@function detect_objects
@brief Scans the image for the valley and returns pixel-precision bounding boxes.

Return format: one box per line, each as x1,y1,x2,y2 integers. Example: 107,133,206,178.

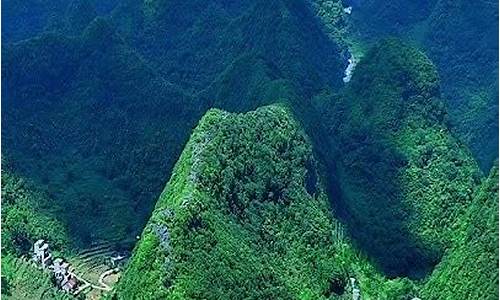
1,0,498,299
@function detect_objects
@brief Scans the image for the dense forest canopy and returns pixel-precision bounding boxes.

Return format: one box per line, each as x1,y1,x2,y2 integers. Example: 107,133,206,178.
344,0,499,171
1,0,498,299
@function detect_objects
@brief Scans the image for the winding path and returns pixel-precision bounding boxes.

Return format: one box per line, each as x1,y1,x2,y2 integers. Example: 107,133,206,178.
70,268,117,295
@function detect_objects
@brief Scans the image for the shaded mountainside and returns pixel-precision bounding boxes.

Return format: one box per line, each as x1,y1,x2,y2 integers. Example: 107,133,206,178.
309,40,481,278
422,0,499,172
2,19,201,245
347,0,438,39
334,0,498,171
2,0,68,42
2,164,70,256
2,0,345,247
110,0,345,94
1,0,119,43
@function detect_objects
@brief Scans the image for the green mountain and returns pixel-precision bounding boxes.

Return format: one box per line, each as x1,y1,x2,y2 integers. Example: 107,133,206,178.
1,0,497,299
422,0,498,172
2,162,70,257
114,105,347,299
333,0,498,171
308,39,481,278
113,105,432,300
2,0,119,42
110,0,345,94
2,0,345,247
2,0,68,42
2,19,201,245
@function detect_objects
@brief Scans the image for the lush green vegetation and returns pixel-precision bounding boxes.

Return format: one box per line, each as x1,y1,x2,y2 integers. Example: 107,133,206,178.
422,0,499,172
2,0,119,42
309,39,482,278
1,255,76,300
1,164,74,299
330,0,498,171
114,105,438,299
2,0,497,299
311,0,350,47
3,18,201,245
110,0,345,94
2,163,70,256
421,164,499,299
114,106,346,299
2,0,345,247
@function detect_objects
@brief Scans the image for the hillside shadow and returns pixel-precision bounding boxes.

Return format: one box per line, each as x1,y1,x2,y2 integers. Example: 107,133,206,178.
303,110,441,278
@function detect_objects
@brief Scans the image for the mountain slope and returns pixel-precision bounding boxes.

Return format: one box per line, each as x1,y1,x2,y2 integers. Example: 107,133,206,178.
1,0,119,43
2,1,497,299
332,0,498,171
2,19,200,245
115,105,348,299
422,0,499,171
2,0,346,247
114,104,470,300
422,164,499,299
111,0,345,94
311,39,481,278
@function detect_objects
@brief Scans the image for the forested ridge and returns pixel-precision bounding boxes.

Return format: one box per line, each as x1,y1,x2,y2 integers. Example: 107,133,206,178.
1,0,498,299
324,0,499,171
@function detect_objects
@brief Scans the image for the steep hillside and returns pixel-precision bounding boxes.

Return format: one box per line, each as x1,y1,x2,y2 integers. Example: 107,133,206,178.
2,163,70,256
312,39,481,278
2,0,345,247
1,0,119,43
422,164,499,299
2,19,200,245
114,105,434,299
114,105,346,298
347,0,438,40
2,0,67,42
422,0,499,171
111,0,345,94
2,1,497,299
326,0,498,170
